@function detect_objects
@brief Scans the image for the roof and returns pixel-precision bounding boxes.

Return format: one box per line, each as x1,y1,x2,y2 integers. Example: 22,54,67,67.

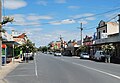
13,38,26,45
17,33,26,38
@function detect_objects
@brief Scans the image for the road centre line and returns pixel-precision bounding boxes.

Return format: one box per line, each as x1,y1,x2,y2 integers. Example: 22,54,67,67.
60,58,120,80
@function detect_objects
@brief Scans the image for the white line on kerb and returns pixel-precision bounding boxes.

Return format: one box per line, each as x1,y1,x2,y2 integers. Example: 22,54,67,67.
60,59,120,80
34,55,38,78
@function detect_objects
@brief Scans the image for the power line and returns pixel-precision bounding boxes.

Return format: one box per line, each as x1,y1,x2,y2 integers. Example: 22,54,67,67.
106,15,118,22
84,14,118,31
73,7,120,21
84,26,97,30
4,7,120,27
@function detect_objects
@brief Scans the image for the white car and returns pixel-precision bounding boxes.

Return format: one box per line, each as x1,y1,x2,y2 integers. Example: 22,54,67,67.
80,53,89,59
94,51,105,61
24,52,34,60
54,52,62,56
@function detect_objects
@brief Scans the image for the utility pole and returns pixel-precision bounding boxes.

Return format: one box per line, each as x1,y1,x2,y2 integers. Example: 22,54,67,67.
78,23,83,45
118,14,120,37
60,35,63,48
0,0,2,68
60,35,64,53
80,23,83,45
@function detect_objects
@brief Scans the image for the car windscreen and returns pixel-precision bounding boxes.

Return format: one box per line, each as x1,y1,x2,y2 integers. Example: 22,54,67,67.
100,52,103,55
82,53,88,55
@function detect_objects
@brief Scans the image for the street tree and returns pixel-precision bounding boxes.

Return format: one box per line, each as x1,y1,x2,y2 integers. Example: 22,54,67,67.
41,46,48,53
101,43,115,63
75,45,88,55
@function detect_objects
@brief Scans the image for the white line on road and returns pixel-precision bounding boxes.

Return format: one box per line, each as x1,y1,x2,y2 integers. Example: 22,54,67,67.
34,55,38,78
72,62,120,80
6,74,35,78
60,58,120,80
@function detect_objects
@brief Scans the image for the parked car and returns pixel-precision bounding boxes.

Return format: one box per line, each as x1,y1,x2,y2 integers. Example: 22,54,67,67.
94,51,105,61
23,52,34,60
49,51,53,54
54,52,62,56
80,52,90,59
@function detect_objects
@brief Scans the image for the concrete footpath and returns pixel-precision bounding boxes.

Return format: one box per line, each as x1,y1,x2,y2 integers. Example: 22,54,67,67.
0,59,21,83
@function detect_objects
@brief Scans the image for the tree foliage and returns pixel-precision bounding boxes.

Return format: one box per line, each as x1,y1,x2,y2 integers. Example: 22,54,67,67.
18,39,36,53
76,45,88,55
79,45,88,52
101,44,115,55
41,46,48,53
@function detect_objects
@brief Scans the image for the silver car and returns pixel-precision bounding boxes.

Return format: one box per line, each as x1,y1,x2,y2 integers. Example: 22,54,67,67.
80,53,90,59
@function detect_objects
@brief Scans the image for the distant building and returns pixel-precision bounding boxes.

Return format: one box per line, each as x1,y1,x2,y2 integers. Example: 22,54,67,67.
66,40,79,56
49,41,61,50
83,35,93,46
12,30,27,45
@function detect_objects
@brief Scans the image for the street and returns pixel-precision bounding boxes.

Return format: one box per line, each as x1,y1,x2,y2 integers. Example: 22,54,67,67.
5,52,120,83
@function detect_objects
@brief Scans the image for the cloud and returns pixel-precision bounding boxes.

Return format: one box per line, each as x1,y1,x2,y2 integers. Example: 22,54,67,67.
4,26,15,31
10,14,53,26
70,13,96,25
55,0,66,3
23,28,43,35
71,13,95,20
37,1,48,6
11,14,26,22
86,17,95,20
33,30,82,47
45,34,52,37
50,19,75,25
27,14,53,21
68,6,80,9
4,0,27,10
7,26,93,47
61,19,75,24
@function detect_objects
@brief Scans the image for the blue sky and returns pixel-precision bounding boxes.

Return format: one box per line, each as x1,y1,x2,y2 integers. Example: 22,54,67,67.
2,0,120,47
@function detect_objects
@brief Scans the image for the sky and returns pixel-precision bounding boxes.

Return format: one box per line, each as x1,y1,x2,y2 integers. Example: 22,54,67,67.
2,0,120,47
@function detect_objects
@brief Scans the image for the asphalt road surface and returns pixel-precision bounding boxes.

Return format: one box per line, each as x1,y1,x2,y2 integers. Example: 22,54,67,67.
5,52,120,83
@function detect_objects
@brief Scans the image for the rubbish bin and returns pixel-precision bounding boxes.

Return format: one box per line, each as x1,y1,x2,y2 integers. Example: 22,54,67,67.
2,57,6,65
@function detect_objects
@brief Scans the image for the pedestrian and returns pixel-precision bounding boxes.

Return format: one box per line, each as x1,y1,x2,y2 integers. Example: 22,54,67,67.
105,54,110,63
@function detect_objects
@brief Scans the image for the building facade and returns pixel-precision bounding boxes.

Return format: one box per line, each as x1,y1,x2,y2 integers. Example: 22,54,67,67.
92,15,120,63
